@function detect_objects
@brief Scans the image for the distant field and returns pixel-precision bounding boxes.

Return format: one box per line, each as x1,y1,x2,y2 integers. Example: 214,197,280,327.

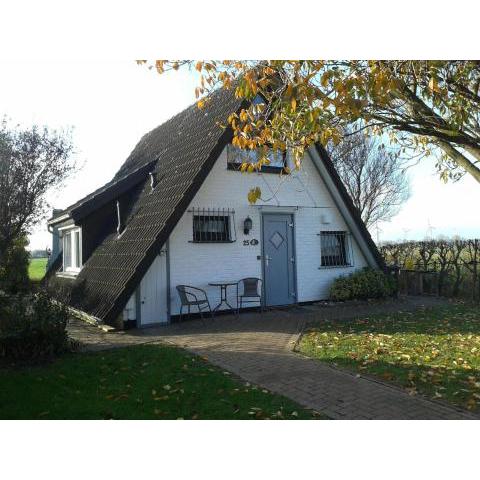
28,257,48,281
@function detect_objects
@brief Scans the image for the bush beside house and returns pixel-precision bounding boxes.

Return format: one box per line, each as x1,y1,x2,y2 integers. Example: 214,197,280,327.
330,267,396,301
0,236,30,294
0,291,71,361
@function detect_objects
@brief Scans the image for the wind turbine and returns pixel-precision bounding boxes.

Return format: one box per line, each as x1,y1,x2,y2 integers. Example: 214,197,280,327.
426,219,436,240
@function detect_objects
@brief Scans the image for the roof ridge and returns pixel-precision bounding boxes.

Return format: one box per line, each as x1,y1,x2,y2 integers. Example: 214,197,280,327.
115,86,232,178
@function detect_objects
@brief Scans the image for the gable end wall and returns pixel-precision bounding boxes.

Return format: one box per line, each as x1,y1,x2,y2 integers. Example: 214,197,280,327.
126,146,373,323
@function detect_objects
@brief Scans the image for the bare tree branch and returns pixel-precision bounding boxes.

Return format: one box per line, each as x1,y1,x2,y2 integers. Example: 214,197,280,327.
0,119,75,269
328,128,410,228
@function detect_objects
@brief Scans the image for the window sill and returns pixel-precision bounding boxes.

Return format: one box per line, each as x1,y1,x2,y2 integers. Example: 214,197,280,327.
188,240,236,244
56,271,80,279
227,163,289,175
318,264,353,269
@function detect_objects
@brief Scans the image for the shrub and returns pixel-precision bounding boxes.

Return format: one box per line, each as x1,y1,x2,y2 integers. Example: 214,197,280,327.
330,267,396,302
44,275,74,304
0,236,30,294
0,290,70,361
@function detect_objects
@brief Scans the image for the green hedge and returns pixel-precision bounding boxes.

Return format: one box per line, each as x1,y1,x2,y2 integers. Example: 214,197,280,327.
0,291,70,361
330,267,396,301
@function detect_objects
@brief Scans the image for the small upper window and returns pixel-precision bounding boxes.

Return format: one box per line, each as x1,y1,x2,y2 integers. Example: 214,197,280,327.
227,144,286,170
61,227,82,273
227,95,287,172
320,231,352,267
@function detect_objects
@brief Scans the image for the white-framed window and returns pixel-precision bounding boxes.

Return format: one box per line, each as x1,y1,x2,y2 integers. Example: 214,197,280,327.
319,231,352,268
60,226,82,273
226,93,287,171
227,144,286,170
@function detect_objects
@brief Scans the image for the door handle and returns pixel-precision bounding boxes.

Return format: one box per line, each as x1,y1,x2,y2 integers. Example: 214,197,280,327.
265,254,271,267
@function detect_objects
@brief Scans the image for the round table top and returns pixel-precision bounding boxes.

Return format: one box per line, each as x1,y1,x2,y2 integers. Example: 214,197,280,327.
208,281,238,287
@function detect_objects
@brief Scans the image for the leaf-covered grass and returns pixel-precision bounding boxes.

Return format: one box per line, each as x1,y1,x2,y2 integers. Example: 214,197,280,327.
28,257,47,281
298,304,480,412
0,344,324,419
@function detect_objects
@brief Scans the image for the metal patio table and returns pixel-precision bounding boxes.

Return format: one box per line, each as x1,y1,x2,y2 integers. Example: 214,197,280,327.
208,281,238,314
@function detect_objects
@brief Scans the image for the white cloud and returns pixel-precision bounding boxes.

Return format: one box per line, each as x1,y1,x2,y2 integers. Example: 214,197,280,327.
377,157,480,242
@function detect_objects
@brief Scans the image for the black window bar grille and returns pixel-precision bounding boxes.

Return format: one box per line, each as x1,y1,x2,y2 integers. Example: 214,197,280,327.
189,207,236,243
318,231,353,267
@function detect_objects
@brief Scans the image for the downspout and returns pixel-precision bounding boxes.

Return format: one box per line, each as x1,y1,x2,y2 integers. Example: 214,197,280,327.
166,238,171,323
47,209,62,270
135,288,141,328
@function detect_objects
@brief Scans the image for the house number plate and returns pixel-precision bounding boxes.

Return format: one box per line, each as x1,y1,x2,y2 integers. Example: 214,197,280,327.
243,239,259,246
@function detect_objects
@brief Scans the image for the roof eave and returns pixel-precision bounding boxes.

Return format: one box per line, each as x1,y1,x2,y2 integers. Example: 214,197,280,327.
47,212,72,226
47,160,156,227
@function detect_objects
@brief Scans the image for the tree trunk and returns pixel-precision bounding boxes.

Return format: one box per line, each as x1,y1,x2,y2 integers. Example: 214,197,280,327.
464,145,480,165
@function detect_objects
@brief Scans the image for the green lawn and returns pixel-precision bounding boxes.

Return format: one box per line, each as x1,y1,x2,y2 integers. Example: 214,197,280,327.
0,344,324,419
28,257,48,281
298,304,480,412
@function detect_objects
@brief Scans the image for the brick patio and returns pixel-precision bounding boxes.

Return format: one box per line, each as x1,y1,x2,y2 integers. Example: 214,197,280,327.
68,297,478,420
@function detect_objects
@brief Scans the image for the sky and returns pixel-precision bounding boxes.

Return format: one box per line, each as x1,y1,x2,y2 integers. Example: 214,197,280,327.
1,60,478,250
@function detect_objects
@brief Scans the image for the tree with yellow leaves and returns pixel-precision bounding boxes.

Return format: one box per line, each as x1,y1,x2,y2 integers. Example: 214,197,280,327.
138,60,480,184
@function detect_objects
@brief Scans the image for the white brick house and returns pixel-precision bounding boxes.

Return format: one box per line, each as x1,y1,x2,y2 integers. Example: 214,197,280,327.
47,89,384,328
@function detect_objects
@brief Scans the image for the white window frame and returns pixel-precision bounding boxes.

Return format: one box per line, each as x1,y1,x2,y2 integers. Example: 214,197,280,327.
227,144,286,170
59,225,82,274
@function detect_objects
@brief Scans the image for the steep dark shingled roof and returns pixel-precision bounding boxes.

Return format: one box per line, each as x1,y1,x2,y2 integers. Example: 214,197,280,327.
70,87,245,323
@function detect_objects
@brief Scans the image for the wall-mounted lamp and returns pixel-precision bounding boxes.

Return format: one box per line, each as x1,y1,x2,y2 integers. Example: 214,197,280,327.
243,216,253,235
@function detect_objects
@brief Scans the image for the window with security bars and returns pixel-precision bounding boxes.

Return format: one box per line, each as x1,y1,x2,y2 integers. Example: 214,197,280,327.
320,231,352,267
191,208,236,243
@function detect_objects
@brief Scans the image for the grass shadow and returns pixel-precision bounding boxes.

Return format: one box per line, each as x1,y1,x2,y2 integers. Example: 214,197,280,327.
299,303,480,412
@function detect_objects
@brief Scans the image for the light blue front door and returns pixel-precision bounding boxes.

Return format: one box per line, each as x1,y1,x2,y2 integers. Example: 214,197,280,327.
262,213,296,306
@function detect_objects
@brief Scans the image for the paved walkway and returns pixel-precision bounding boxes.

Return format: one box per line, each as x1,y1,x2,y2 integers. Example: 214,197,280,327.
68,297,477,420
